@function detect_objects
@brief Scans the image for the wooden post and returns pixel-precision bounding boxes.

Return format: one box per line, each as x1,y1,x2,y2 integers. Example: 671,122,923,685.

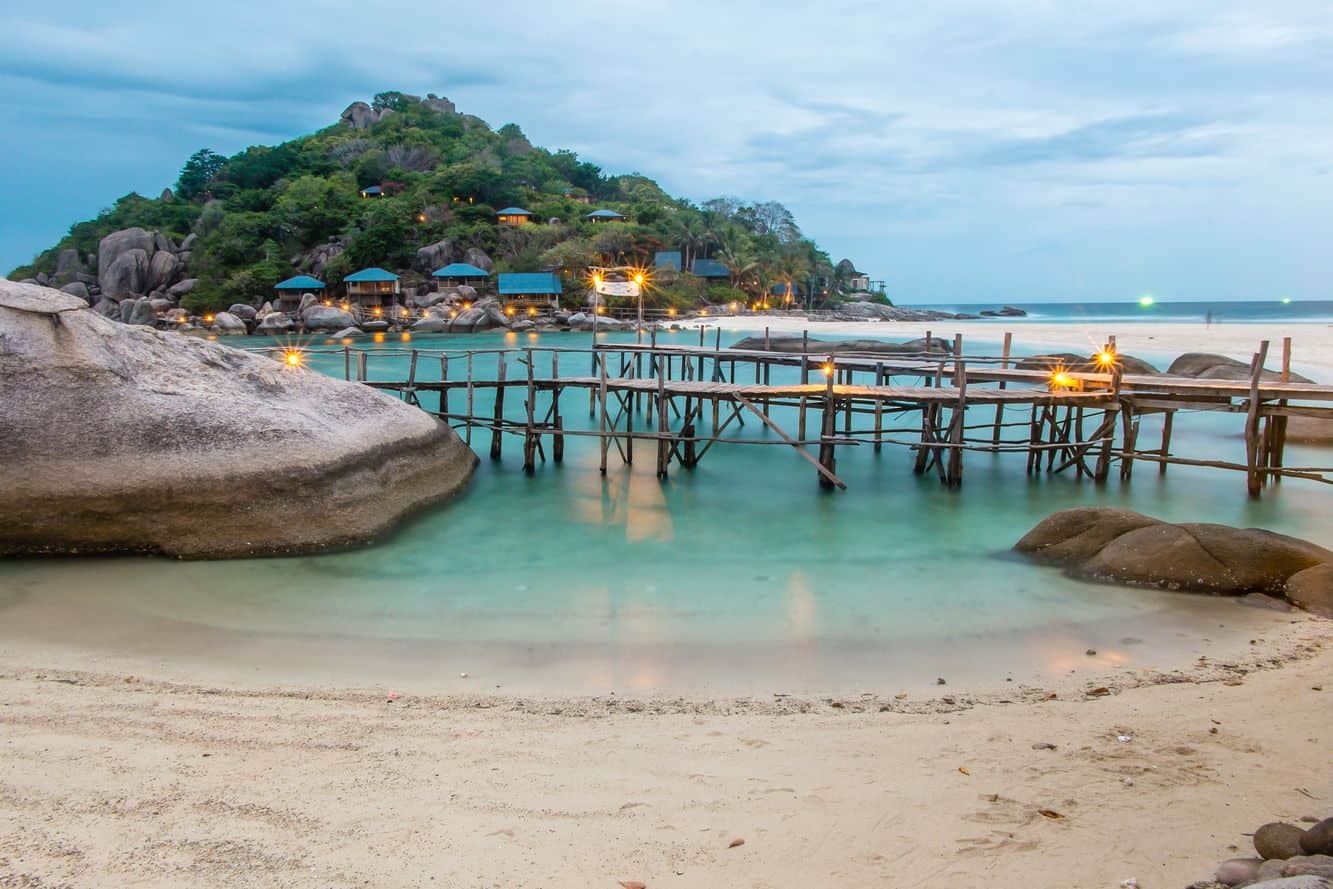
1281,337,1291,383
1158,410,1173,475
817,359,837,489
552,352,565,464
356,351,368,382
465,352,474,446
952,333,964,388
947,360,967,487
523,351,537,473
1244,340,1270,497
440,355,450,417
490,352,506,460
598,354,609,474
656,371,669,479
873,361,884,453
991,332,1012,448
764,326,770,352
343,346,351,380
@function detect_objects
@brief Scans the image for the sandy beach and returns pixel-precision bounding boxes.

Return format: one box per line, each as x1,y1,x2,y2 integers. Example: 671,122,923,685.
684,316,1333,381
2,614,1329,889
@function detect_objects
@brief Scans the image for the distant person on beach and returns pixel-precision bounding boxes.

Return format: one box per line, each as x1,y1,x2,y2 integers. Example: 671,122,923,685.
1206,310,1212,327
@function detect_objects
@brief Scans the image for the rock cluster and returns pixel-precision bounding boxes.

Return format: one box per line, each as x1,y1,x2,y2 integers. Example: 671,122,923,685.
1188,817,1333,888
1016,352,1160,375
1015,508,1333,616
1169,353,1313,384
0,280,477,559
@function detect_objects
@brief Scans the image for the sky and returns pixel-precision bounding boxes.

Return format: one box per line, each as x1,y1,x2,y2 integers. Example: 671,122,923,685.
2,0,1331,303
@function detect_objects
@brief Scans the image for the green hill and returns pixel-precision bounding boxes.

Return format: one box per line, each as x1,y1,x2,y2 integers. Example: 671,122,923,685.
11,90,863,313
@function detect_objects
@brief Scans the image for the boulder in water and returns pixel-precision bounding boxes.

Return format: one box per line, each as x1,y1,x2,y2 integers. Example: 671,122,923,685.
1015,507,1333,613
0,279,477,558
1168,352,1312,384
302,305,356,330
211,311,247,335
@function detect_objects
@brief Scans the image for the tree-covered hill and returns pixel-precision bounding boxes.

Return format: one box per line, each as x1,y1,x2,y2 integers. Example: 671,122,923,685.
11,91,872,312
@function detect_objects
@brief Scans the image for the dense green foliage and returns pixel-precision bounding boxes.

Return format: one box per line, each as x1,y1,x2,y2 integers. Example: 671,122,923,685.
12,93,869,313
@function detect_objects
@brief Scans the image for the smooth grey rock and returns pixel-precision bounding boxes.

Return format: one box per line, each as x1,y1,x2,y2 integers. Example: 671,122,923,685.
211,311,247,334
147,250,180,292
1258,823,1314,860
1014,508,1164,566
179,233,198,252
301,305,356,331
331,326,365,338
0,278,477,559
340,101,377,128
299,293,319,313
1246,877,1331,889
256,313,293,333
97,227,154,289
1217,858,1264,886
413,289,450,309
1168,352,1313,384
58,282,90,303
1286,565,1333,618
227,304,257,321
103,248,149,298
149,298,174,313
415,238,455,272
55,248,85,282
412,315,448,332
167,278,198,297
462,247,493,272
1284,856,1333,878
92,298,120,318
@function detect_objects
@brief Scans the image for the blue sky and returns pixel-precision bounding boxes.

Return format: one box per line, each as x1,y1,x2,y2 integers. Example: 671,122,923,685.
2,0,1331,302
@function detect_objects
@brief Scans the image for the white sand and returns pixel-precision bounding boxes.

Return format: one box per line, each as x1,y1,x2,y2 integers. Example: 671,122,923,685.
2,617,1329,888
683,316,1333,381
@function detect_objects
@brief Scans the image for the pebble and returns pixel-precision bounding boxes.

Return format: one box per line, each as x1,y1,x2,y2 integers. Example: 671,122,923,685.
1302,819,1333,855
1256,823,1309,860
1086,648,1097,656
1032,742,1057,750
1123,777,1134,786
1215,857,1262,886
1283,855,1333,879
936,677,947,685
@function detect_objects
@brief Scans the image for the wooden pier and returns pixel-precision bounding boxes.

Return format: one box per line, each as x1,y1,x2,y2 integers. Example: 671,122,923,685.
256,333,1333,496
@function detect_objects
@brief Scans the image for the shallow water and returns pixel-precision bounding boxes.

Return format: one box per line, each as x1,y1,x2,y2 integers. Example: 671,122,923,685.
1,327,1327,694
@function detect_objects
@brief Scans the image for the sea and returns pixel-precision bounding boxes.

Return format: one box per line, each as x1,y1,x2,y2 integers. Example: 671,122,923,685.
912,299,1333,324
1,305,1328,695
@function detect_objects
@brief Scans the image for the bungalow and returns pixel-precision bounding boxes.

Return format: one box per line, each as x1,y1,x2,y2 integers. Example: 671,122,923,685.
344,267,400,309
497,272,561,311
496,206,533,226
432,262,491,291
358,182,406,199
771,281,797,305
690,258,731,281
654,250,682,272
848,272,871,292
586,208,626,223
273,275,326,311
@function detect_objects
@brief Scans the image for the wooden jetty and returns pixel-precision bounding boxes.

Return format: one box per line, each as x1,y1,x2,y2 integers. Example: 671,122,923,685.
255,332,1333,496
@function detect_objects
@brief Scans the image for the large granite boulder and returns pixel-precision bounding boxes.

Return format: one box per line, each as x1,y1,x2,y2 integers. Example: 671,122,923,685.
97,227,154,290
301,305,356,330
227,303,258,321
54,248,85,283
211,311,247,335
462,247,493,272
1285,416,1333,446
1168,352,1312,384
1016,352,1159,375
413,315,448,332
103,248,149,298
0,280,477,558
1015,507,1333,612
147,250,180,291
125,297,158,326
415,238,455,272
168,278,198,298
58,281,90,303
256,313,294,333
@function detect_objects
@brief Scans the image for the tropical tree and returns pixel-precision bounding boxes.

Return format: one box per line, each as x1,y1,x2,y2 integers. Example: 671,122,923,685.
176,149,226,200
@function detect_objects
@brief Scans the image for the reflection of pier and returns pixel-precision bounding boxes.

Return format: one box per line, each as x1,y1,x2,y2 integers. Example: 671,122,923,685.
256,332,1333,496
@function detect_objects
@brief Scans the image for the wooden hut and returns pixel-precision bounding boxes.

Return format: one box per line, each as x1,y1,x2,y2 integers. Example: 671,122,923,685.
497,272,561,311
586,208,626,223
690,258,731,282
343,267,400,309
432,262,491,292
273,275,326,311
496,207,533,226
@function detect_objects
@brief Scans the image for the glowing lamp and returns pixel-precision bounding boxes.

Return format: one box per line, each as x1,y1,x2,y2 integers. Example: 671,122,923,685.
1096,350,1116,366
323,299,332,307
341,303,350,311
203,314,215,323
667,308,676,317
284,350,303,368
1051,371,1074,388
505,306,515,316
527,306,537,316
633,273,645,285
373,306,383,317
596,305,605,314
822,363,834,378
462,302,471,310
401,332,411,342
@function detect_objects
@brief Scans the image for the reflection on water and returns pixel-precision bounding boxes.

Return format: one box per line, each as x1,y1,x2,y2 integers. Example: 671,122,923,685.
0,328,1327,693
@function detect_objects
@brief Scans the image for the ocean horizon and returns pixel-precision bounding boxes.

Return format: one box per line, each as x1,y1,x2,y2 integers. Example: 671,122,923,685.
906,298,1333,323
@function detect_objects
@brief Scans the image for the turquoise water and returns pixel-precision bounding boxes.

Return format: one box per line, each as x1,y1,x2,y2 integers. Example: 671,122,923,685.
1,327,1327,694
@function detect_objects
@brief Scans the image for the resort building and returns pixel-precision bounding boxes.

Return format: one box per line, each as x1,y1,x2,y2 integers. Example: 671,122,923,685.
848,272,871,292
586,208,626,223
359,185,384,198
771,281,797,305
496,207,533,226
497,272,562,311
273,275,326,311
431,262,491,291
343,267,400,308
690,258,731,281
358,182,405,199
654,250,682,272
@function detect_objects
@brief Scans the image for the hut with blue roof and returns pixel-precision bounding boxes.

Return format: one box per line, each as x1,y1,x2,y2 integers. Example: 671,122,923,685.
690,258,731,281
343,267,400,309
273,275,326,311
496,207,533,226
586,208,626,223
432,262,491,292
654,250,682,272
497,272,562,311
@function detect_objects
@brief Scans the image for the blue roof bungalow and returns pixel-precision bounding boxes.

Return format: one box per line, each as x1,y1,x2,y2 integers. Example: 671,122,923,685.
343,267,400,309
273,274,326,311
771,281,797,305
586,208,626,223
690,258,731,281
498,272,562,311
432,262,491,291
654,251,682,272
496,206,533,226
